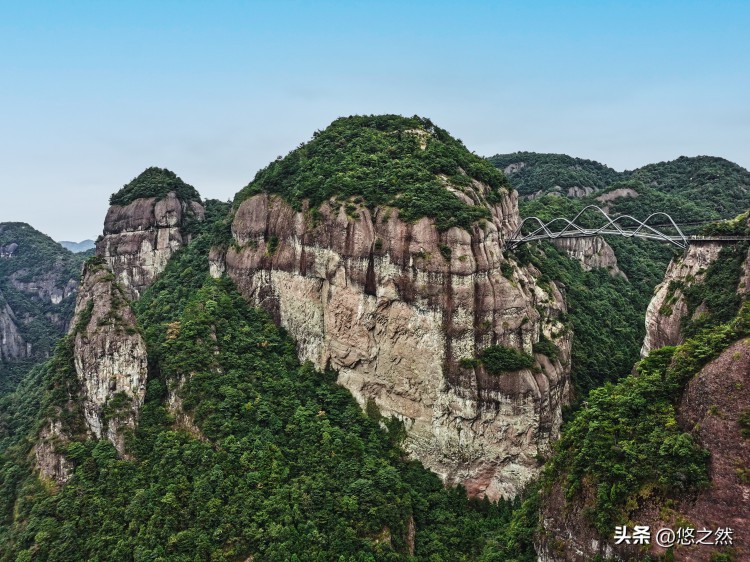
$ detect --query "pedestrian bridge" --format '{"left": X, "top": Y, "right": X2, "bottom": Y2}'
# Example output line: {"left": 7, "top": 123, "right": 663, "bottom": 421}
{"left": 505, "top": 205, "right": 750, "bottom": 250}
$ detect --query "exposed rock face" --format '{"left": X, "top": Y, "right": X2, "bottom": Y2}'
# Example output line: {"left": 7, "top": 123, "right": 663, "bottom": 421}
{"left": 96, "top": 192, "right": 204, "bottom": 300}
{"left": 537, "top": 338, "right": 750, "bottom": 562}
{"left": 71, "top": 260, "right": 147, "bottom": 455}
{"left": 0, "top": 243, "right": 18, "bottom": 257}
{"left": 641, "top": 242, "right": 724, "bottom": 356}
{"left": 503, "top": 162, "right": 526, "bottom": 175}
{"left": 552, "top": 236, "right": 624, "bottom": 277}
{"left": 0, "top": 295, "right": 26, "bottom": 361}
{"left": 34, "top": 420, "right": 74, "bottom": 484}
{"left": 0, "top": 223, "right": 83, "bottom": 365}
{"left": 566, "top": 186, "right": 596, "bottom": 198}
{"left": 213, "top": 190, "right": 571, "bottom": 500}
{"left": 8, "top": 271, "right": 78, "bottom": 307}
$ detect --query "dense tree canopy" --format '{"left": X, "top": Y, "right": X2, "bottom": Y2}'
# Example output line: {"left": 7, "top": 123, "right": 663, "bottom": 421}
{"left": 109, "top": 167, "right": 202, "bottom": 206}
{"left": 235, "top": 115, "right": 510, "bottom": 231}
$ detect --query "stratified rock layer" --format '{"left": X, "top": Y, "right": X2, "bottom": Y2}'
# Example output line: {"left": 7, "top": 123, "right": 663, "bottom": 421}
{"left": 96, "top": 191, "right": 204, "bottom": 300}
{"left": 71, "top": 260, "right": 147, "bottom": 455}
{"left": 213, "top": 190, "right": 571, "bottom": 500}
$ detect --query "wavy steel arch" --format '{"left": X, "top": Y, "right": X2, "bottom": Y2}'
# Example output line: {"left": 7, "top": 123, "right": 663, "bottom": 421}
{"left": 506, "top": 205, "right": 688, "bottom": 249}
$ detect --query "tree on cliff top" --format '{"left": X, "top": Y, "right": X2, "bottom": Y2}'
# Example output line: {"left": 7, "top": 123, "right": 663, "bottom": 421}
{"left": 235, "top": 114, "right": 511, "bottom": 231}
{"left": 109, "top": 167, "right": 202, "bottom": 206}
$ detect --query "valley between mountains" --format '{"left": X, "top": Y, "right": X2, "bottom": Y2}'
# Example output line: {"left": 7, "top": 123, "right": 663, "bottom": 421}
{"left": 1, "top": 115, "right": 749, "bottom": 561}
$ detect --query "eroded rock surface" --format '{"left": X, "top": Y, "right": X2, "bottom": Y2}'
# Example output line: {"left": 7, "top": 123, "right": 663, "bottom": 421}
{"left": 71, "top": 260, "right": 147, "bottom": 455}
{"left": 96, "top": 192, "right": 204, "bottom": 300}
{"left": 642, "top": 242, "right": 724, "bottom": 356}
{"left": 552, "top": 236, "right": 624, "bottom": 277}
{"left": 0, "top": 295, "right": 26, "bottom": 361}
{"left": 537, "top": 338, "right": 750, "bottom": 562}
{"left": 213, "top": 189, "right": 571, "bottom": 500}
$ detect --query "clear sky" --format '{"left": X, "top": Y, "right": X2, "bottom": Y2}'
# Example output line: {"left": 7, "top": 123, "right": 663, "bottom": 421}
{"left": 2, "top": 0, "right": 749, "bottom": 241}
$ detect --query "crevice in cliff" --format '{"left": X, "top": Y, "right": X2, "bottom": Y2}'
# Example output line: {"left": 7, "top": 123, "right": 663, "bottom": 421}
{"left": 364, "top": 249, "right": 376, "bottom": 296}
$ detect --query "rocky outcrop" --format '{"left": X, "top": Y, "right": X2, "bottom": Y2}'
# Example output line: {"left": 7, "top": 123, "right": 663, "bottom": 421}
{"left": 641, "top": 243, "right": 724, "bottom": 356}
{"left": 0, "top": 243, "right": 18, "bottom": 257}
{"left": 212, "top": 188, "right": 571, "bottom": 500}
{"left": 71, "top": 259, "right": 147, "bottom": 455}
{"left": 0, "top": 294, "right": 26, "bottom": 361}
{"left": 595, "top": 187, "right": 639, "bottom": 213}
{"left": 0, "top": 223, "right": 84, "bottom": 365}
{"left": 566, "top": 186, "right": 596, "bottom": 198}
{"left": 34, "top": 420, "right": 74, "bottom": 484}
{"left": 537, "top": 338, "right": 750, "bottom": 562}
{"left": 96, "top": 192, "right": 204, "bottom": 300}
{"left": 8, "top": 271, "right": 78, "bottom": 306}
{"left": 552, "top": 236, "right": 624, "bottom": 277}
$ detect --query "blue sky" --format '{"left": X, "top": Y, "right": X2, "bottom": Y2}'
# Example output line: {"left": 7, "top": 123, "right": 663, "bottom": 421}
{"left": 2, "top": 0, "right": 749, "bottom": 240}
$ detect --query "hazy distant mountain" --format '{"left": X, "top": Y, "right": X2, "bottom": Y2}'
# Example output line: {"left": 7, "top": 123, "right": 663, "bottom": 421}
{"left": 59, "top": 239, "right": 96, "bottom": 253}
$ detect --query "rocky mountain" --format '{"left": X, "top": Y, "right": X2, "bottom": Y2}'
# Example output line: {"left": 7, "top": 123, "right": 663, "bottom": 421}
{"left": 3, "top": 119, "right": 750, "bottom": 560}
{"left": 205, "top": 116, "right": 573, "bottom": 500}
{"left": 0, "top": 117, "right": 576, "bottom": 560}
{"left": 0, "top": 223, "right": 85, "bottom": 395}
{"left": 535, "top": 212, "right": 750, "bottom": 562}
{"left": 96, "top": 167, "right": 205, "bottom": 300}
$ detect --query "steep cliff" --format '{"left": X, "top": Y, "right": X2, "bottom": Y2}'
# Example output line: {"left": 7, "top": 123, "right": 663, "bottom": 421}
{"left": 71, "top": 258, "right": 148, "bottom": 455}
{"left": 0, "top": 292, "right": 26, "bottom": 361}
{"left": 642, "top": 213, "right": 750, "bottom": 356}
{"left": 34, "top": 256, "right": 148, "bottom": 482}
{"left": 551, "top": 236, "right": 623, "bottom": 278}
{"left": 212, "top": 116, "right": 571, "bottom": 500}
{"left": 96, "top": 168, "right": 205, "bottom": 300}
{"left": 537, "top": 321, "right": 750, "bottom": 562}
{"left": 641, "top": 242, "right": 724, "bottom": 355}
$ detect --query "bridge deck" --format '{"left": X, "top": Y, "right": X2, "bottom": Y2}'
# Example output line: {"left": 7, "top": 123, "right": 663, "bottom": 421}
{"left": 507, "top": 206, "right": 750, "bottom": 250}
{"left": 506, "top": 232, "right": 750, "bottom": 248}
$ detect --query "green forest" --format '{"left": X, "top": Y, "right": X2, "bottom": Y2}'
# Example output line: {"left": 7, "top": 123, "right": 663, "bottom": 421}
{"left": 1, "top": 123, "right": 749, "bottom": 561}
{"left": 0, "top": 227, "right": 540, "bottom": 561}
{"left": 235, "top": 115, "right": 509, "bottom": 231}
{"left": 0, "top": 224, "right": 86, "bottom": 396}
{"left": 109, "top": 168, "right": 202, "bottom": 207}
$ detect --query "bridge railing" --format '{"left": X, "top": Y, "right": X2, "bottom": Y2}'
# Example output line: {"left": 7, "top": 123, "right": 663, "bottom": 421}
{"left": 506, "top": 205, "right": 689, "bottom": 249}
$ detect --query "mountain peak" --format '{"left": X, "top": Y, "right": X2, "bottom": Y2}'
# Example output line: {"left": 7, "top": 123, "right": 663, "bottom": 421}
{"left": 109, "top": 167, "right": 201, "bottom": 206}
{"left": 235, "top": 114, "right": 510, "bottom": 231}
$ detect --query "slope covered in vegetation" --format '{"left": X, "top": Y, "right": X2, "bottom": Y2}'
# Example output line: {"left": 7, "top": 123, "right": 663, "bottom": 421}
{"left": 0, "top": 223, "right": 85, "bottom": 396}
{"left": 490, "top": 152, "right": 750, "bottom": 215}
{"left": 109, "top": 167, "right": 202, "bottom": 206}
{"left": 0, "top": 224, "right": 530, "bottom": 560}
{"left": 545, "top": 298, "right": 750, "bottom": 536}
{"left": 487, "top": 152, "right": 620, "bottom": 198}
{"left": 236, "top": 115, "right": 510, "bottom": 231}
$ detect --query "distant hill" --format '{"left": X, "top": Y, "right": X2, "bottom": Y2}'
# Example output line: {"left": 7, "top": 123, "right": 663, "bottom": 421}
{"left": 489, "top": 152, "right": 750, "bottom": 219}
{"left": 0, "top": 222, "right": 85, "bottom": 394}
{"left": 59, "top": 239, "right": 96, "bottom": 253}
{"left": 498, "top": 154, "right": 750, "bottom": 395}
{"left": 487, "top": 151, "right": 620, "bottom": 198}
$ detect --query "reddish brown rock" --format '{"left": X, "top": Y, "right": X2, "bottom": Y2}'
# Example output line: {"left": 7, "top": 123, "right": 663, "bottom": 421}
{"left": 96, "top": 191, "right": 204, "bottom": 300}
{"left": 213, "top": 188, "right": 571, "bottom": 500}
{"left": 538, "top": 339, "right": 750, "bottom": 562}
